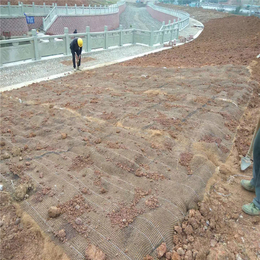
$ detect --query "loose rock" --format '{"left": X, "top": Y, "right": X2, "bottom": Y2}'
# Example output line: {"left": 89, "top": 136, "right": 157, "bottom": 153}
{"left": 11, "top": 147, "right": 21, "bottom": 157}
{"left": 2, "top": 152, "right": 10, "bottom": 160}
{"left": 165, "top": 252, "right": 172, "bottom": 259}
{"left": 75, "top": 217, "right": 83, "bottom": 225}
{"left": 171, "top": 251, "right": 181, "bottom": 260}
{"left": 61, "top": 133, "right": 67, "bottom": 139}
{"left": 58, "top": 229, "right": 66, "bottom": 238}
{"left": 15, "top": 218, "right": 21, "bottom": 225}
{"left": 177, "top": 247, "right": 185, "bottom": 256}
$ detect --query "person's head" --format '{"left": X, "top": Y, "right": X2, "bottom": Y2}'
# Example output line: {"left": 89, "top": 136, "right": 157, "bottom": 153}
{"left": 77, "top": 38, "right": 83, "bottom": 47}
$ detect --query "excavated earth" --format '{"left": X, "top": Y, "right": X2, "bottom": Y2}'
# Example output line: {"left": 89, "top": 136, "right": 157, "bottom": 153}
{"left": 1, "top": 9, "right": 260, "bottom": 260}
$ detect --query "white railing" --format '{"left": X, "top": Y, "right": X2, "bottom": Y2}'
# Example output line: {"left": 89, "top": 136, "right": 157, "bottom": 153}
{"left": 147, "top": 3, "right": 189, "bottom": 19}
{"left": 0, "top": 23, "right": 180, "bottom": 66}
{"left": 0, "top": 2, "right": 120, "bottom": 17}
{"left": 147, "top": 2, "right": 190, "bottom": 31}
{"left": 0, "top": 2, "right": 53, "bottom": 16}
{"left": 42, "top": 6, "right": 57, "bottom": 32}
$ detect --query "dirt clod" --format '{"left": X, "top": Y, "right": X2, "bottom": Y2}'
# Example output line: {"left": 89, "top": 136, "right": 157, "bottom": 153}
{"left": 85, "top": 244, "right": 106, "bottom": 260}
{"left": 48, "top": 206, "right": 61, "bottom": 218}
{"left": 156, "top": 242, "right": 167, "bottom": 258}
{"left": 2, "top": 152, "right": 10, "bottom": 159}
{"left": 171, "top": 251, "right": 181, "bottom": 260}
{"left": 14, "top": 183, "right": 29, "bottom": 201}
{"left": 61, "top": 133, "right": 67, "bottom": 139}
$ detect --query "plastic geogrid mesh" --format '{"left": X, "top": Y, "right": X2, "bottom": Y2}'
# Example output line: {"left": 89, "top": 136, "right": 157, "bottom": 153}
{"left": 0, "top": 64, "right": 252, "bottom": 259}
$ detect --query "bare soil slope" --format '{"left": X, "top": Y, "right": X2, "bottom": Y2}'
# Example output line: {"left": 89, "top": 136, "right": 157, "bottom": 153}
{"left": 123, "top": 14, "right": 260, "bottom": 260}
{"left": 123, "top": 16, "right": 260, "bottom": 68}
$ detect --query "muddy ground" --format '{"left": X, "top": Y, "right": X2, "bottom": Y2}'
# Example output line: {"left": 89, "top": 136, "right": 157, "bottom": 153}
{"left": 1, "top": 9, "right": 260, "bottom": 260}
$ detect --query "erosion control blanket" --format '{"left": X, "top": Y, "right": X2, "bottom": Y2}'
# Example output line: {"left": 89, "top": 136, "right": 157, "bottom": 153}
{"left": 0, "top": 64, "right": 255, "bottom": 259}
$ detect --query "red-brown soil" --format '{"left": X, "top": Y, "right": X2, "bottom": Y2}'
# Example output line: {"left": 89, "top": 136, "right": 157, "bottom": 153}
{"left": 123, "top": 16, "right": 260, "bottom": 68}
{"left": 1, "top": 11, "right": 260, "bottom": 260}
{"left": 0, "top": 192, "right": 69, "bottom": 260}
{"left": 61, "top": 57, "right": 95, "bottom": 67}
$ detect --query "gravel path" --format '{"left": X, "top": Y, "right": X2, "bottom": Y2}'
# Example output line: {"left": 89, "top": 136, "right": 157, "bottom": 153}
{"left": 0, "top": 45, "right": 165, "bottom": 90}
{"left": 119, "top": 3, "right": 162, "bottom": 30}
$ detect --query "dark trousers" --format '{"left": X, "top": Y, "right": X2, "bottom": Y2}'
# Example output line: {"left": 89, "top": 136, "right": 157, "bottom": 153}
{"left": 71, "top": 49, "right": 81, "bottom": 69}
{"left": 250, "top": 129, "right": 260, "bottom": 209}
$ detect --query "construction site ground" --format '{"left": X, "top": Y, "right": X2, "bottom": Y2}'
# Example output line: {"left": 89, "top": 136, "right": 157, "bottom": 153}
{"left": 1, "top": 6, "right": 260, "bottom": 260}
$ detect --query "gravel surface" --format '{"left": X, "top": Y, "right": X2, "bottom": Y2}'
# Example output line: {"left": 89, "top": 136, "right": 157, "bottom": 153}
{"left": 0, "top": 45, "right": 164, "bottom": 89}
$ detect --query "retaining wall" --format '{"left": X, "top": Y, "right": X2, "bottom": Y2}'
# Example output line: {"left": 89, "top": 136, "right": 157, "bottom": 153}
{"left": 28, "top": 16, "right": 45, "bottom": 30}
{"left": 0, "top": 17, "right": 28, "bottom": 36}
{"left": 47, "top": 13, "right": 120, "bottom": 34}
{"left": 0, "top": 16, "right": 46, "bottom": 37}
{"left": 118, "top": 2, "right": 126, "bottom": 14}
{"left": 46, "top": 3, "right": 125, "bottom": 34}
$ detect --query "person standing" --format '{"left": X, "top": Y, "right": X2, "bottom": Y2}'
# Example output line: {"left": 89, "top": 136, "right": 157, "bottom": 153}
{"left": 70, "top": 38, "right": 83, "bottom": 71}
{"left": 241, "top": 125, "right": 260, "bottom": 216}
